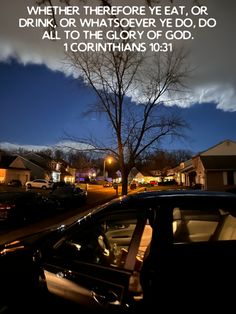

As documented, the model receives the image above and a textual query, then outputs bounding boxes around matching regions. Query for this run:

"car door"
[42,210,150,312]
[34,179,41,188]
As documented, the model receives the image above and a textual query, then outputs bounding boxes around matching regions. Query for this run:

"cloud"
[1,0,236,111]
[0,142,50,152]
[191,84,236,112]
[0,140,93,152]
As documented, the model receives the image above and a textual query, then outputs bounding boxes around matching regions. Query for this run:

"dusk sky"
[0,0,236,155]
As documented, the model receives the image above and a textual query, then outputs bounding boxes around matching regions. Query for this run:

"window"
[218,214,236,240]
[173,207,236,243]
[227,171,235,185]
[56,214,152,270]
[0,169,5,183]
[223,171,235,186]
[173,208,220,243]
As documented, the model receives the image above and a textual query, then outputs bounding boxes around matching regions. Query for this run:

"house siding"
[0,155,31,185]
[206,171,225,191]
[5,169,30,184]
[174,141,236,190]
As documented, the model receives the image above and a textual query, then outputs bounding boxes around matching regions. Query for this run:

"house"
[0,153,30,185]
[192,156,236,191]
[20,152,75,183]
[19,152,59,182]
[175,140,236,191]
[55,158,76,184]
[128,167,162,185]
[174,159,196,187]
[75,168,98,183]
[192,139,236,190]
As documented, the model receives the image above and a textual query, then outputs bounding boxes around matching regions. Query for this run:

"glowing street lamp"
[103,157,112,179]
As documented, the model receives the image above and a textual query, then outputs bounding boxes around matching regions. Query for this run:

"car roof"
[0,191,39,201]
[91,189,236,216]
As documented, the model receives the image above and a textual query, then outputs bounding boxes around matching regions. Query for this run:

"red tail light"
[0,203,16,211]
[0,203,16,219]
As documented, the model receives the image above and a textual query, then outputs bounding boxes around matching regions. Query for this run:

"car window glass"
[173,207,220,243]
[55,215,151,270]
[106,219,137,268]
[218,214,236,240]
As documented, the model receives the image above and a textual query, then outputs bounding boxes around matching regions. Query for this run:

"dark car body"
[129,182,137,190]
[1,190,236,312]
[48,186,87,209]
[52,181,72,190]
[0,191,57,223]
[103,181,112,187]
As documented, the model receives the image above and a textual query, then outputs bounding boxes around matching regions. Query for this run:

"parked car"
[130,182,137,189]
[25,179,53,190]
[149,180,158,186]
[7,179,22,187]
[1,190,236,312]
[103,181,112,187]
[52,181,73,190]
[48,186,87,209]
[0,191,58,223]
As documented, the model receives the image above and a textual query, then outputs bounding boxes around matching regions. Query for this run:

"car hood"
[0,227,62,256]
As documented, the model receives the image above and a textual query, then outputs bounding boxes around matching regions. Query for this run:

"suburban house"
[20,152,75,183]
[20,152,60,182]
[0,151,91,185]
[128,167,162,185]
[75,168,98,183]
[1,139,235,191]
[55,159,76,184]
[0,154,30,185]
[174,159,196,187]
[175,139,236,191]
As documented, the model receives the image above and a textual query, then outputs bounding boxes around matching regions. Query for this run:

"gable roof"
[200,155,236,170]
[0,155,29,170]
[199,139,236,156]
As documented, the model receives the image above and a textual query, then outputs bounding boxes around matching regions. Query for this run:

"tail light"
[0,203,16,219]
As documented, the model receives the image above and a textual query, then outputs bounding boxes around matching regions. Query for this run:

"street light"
[103,157,112,180]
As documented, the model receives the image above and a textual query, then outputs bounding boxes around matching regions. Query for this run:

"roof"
[90,189,236,216]
[200,155,236,170]
[179,164,195,173]
[130,189,236,200]
[0,155,29,170]
[198,139,236,156]
[26,158,52,172]
[130,167,161,178]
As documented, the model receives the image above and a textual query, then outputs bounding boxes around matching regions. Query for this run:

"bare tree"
[65,47,189,195]
[138,149,193,170]
[36,0,191,195]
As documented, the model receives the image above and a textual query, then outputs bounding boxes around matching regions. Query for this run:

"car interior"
[172,207,236,242]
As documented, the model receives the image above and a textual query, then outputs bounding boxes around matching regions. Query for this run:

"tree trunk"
[121,173,128,196]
